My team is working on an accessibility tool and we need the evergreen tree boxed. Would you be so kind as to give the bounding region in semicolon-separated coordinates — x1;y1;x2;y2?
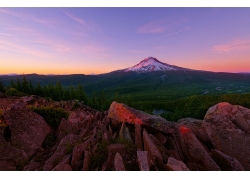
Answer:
10;79;16;89
35;83;43;96
0;79;5;93
77;84;87;103
21;75;30;93
16;79;22;91
70;85;76;100
55;81;63;100
29;80;34;94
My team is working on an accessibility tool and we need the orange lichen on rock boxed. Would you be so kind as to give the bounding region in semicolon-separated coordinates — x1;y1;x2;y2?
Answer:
180;126;191;134
108;101;142;125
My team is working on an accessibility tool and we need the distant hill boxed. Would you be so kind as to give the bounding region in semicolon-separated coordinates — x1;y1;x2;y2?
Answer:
1;57;250;102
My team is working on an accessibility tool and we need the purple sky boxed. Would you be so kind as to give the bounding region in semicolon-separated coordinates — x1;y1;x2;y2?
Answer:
1;7;250;74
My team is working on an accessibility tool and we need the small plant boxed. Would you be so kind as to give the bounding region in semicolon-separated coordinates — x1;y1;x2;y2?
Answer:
5;88;26;97
90;142;109;170
29;106;69;129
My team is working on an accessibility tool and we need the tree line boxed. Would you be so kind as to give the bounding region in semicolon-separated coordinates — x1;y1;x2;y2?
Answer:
0;76;132;111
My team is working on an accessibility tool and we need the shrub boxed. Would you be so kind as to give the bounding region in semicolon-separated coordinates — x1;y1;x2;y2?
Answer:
5;88;26;97
29;106;69;129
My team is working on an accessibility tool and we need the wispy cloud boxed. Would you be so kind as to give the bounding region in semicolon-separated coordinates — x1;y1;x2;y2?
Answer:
0;8;52;25
142;27;191;43
0;39;51;59
62;10;101;32
137;18;188;34
0;33;11;36
154;28;191;40
212;40;250;53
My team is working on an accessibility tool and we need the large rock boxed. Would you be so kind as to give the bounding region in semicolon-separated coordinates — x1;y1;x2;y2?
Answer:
108;101;176;134
3;104;51;158
165;157;190;171
203;102;250;170
119;122;133;143
137;151;150;171
0;127;28;170
43;134;79;171
211;149;244;171
178;126;221;171
177;118;210;143
114;153;125;171
143;129;163;168
71;140;90;170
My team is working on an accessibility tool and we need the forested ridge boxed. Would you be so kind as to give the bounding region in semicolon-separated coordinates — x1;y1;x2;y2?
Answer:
1;76;250;121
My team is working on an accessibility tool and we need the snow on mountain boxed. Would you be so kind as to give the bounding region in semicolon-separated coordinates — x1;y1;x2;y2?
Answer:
124;56;181;73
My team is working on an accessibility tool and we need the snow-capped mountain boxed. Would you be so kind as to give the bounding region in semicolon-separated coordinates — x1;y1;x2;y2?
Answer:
124;56;182;73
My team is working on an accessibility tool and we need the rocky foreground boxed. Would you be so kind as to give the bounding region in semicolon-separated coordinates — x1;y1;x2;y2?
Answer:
1;96;250;171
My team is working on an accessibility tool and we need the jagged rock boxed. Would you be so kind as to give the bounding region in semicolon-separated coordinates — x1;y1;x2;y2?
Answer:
152;132;167;145
43;134;79;171
102;132;109;144
108;101;176;134
165;136;184;162
114;153;125;171
3;104;51;158
57;118;81;142
82;151;91;171
177;118;210;143
0;127;28;170
211;149;244;171
178;126;221;171
52;164;72;171
203;102;250;170
119;122;133;143
0;160;16;171
165;157;189;171
23;161;43;171
186;162;199;171
137;151;150;171
135;124;143;150
149;134;168;163
143;129;163;168
107;144;126;155
71;140;90;170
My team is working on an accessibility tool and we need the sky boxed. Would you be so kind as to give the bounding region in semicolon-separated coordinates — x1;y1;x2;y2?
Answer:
1;7;250;74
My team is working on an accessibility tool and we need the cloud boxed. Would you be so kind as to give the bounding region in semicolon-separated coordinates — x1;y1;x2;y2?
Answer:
0;8;52;25
0;33;11;36
137;18;188;34
212;40;250;53
62;10;101;32
0;39;51;59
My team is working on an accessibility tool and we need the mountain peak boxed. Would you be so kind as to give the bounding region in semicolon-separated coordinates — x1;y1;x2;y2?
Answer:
124;57;180;73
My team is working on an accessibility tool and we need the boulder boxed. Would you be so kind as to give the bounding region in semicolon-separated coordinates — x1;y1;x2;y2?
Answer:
152;132;167;145
135;124;143;150
82;151;91;171
178;126;220;171
211;149;244;171
3;104;51;158
143;129;163;168
114;153;126;171
56;118;81;142
52;164;72;171
165;157;189;171
119;122;133;143
71;140;90;170
177;118;210;143
137;151;150;171
108;101;176;134
0;127;28;170
43;134;79;171
203;102;250;170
